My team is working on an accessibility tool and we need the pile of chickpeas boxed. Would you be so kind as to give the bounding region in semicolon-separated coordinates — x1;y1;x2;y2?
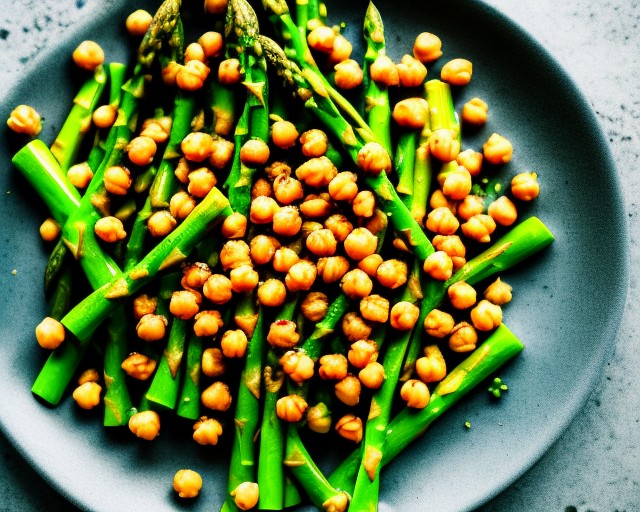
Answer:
14;1;543;507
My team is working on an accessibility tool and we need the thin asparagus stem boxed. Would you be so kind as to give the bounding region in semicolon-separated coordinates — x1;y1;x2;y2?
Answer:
176;334;203;420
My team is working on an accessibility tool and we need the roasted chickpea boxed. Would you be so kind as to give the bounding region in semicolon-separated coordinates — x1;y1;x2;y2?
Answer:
221;212;248;239
67;162;94;188
136;313;167;342
335;414;363;443
95;216;127;242
218;58;242;85
133;294;157;319
127;136;157;166
413;32;442;63
92;104;117;129
267;319;300;349
397;54;428;87
187;167;217;198
209;137;235;169
170;191;197;220
174;157;191;183
121;353;157;380
147;210;177;237
392;97;430;129
273;174;304;205
257;279;287;308
129;410;161;440
201;347;226;378
483;133;513;165
457;194;485;221
319;354;349;380
249;195;279;226
71;381;101;410
352;190;376;218
202;274;232;305
400;379;430;408
432;236;466;272
220;329;248;358
423;251;453;281
251;178;273;200
462;97;488;125
511;172;540;201
231;482;259;511
415;345;447;383
429;189;455;212
240;139;270;166
357;142;392;175
449;321;478;352
369;55;399;87
348;339;378;369
335;376;362;407
441;58;473;86
250;235;279;266
389;301;420;331
301;291;329;322
193;416;223;446
126;9;152;36
295;156;337;187
204;0;228;15
447;281;477;309
442;167;472;200
201;381;232;411
72;40;104;71
429;128;460;162
280;351;315;385
343;227;377;261
140;117;172;143
342;312;372;343
328;34;353;64
300;193;333;218
285;260;317;292
341;269;373;299
359;294;390;323
272;247;299;273
461;214;496;243
470;299;503;331
334;59;364;90
456;148;483;177
170;290;200;320
424;309;454;338
198;31;224;59
323;214;352;243
306;228;337;257
483;277;513;305
316;256;350;283
184;42;205;63
271;120;299;149
426;206;460;235
230;264;260;293
162;61;181;86
307;25;336;53
182;132;215;162
306;402;332;434
359;361;385;389
299;129;329;158
328;171;358;202
39;218;60;242
277;394;308;423
194;310;224;337
35;317;65;349
7;104;42;135
376;259;408;289
488;195;518;226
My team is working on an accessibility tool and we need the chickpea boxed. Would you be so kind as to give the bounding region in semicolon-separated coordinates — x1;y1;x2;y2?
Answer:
230;264;260;293
173;469;202;499
306;229;337;257
442;167;472;200
392;97;430;129
200;274;231;305
396;54;428;87
429;128;460;163
194;32;222;61
319;354;348;380
72;40;104;71
249;195;279;225
415;345;447;383
359;294;390;323
441;58;473;86
140;117;172;143
470;299;503;331
413;32;443;63
92;104;116;129
121;353;157;380
306;402;332;434
128;410;161;440
101;165;131;196
322;214;352;243
457;194;485;221
456;148;483;177
220;329;248;358
257;279;287;308
299;129;328;158
133;294;157;319
484;277;513;305
429;189;455;212
240;138;270;166
511;172;540;201
334;59;364;90
209;137;235;169
204;0;228;15
194;310;224;337
267;319;300;349
94;216;127;242
39;217;60;242
201;381;232;411
359;361;385;389
316;256;350;284
357;142;392;175
285;260;317;292
307;25;336;53
280;351;315;385
136;314;167;342
349;191;375;219
202;347;226;378
426;206;460;235
126;9;152;36
341;269;373;299
35;317;65;349
423;251;453;281
187;167;216;198
276;394;308;423
7;104;42;135
461;214;496;243
269;120;297;149
488;195;518;226
300;194;333;218
252;179;273;200
327;171;358;202
301;291;329;322
447;281;477;309
221;212;247;239
176;60;210;91
483;133;513;165
400;380;431;408
249;235;278;266
328;33;353;64
231;482;259;510
335;414;363;443
424;309;454;338
335;376;362;407
376;259;408;289
295;156;337;188
389;301;420;331
462;97;488;126
72;381;101;409
272;175;303;205
272;247;299;273
218;58;242;85
193;416;223;445
174;157;191;184
342;227;377;261
348;339;378;369
182;132;215;162
184;42;205;63
355;255;381;279
77;368;100;385
67;162;94;188
147;210;177;237
449;321;478;352
170;290;200;320
369;55;399;87
342;312;372;343
162;61;181;87
167;191;195;221
127;136;157;166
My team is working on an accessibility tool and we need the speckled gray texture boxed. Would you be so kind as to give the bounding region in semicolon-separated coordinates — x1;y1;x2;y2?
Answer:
0;1;637;511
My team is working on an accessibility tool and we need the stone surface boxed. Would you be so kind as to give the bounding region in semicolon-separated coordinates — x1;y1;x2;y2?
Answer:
0;1;637;511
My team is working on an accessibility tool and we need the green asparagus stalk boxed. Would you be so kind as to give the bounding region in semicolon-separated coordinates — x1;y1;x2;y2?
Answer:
176;334;203;420
426;79;459;181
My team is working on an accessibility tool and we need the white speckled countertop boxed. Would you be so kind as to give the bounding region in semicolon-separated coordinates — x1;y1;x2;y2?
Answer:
0;1;637;511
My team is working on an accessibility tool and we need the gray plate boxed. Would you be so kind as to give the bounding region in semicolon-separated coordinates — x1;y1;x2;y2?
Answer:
0;1;629;511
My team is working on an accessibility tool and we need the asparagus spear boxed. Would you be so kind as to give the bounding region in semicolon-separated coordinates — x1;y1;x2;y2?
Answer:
176;334;203;420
